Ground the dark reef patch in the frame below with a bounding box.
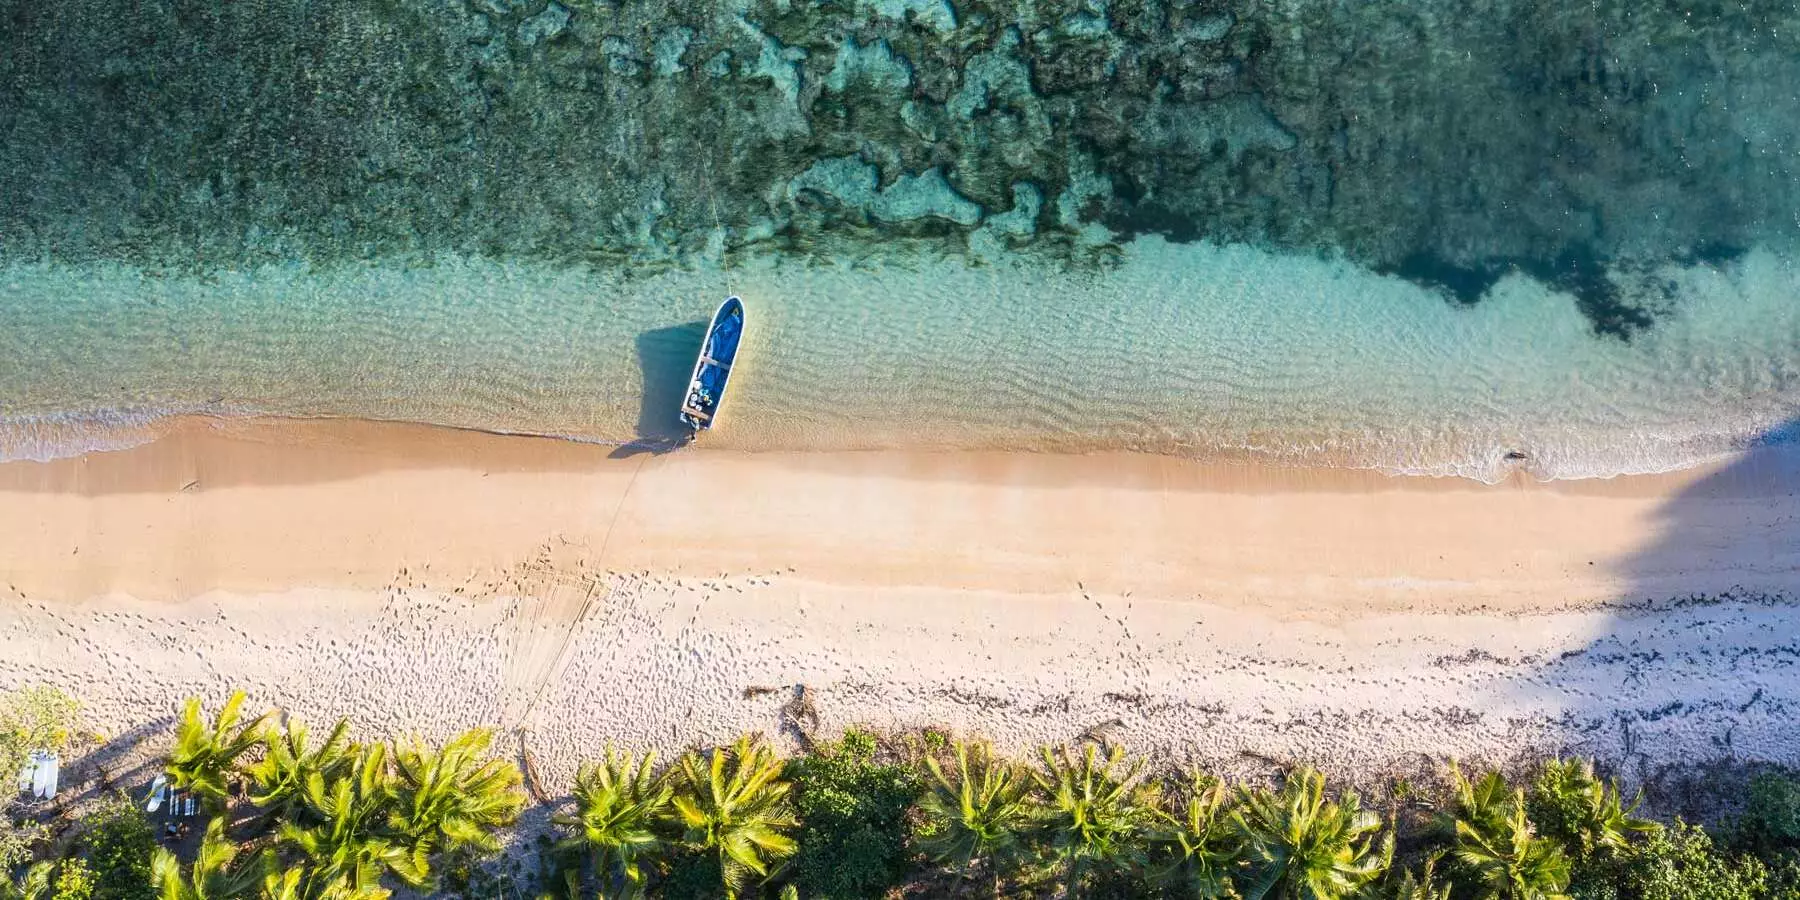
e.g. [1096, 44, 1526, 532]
[1382, 243, 1750, 340]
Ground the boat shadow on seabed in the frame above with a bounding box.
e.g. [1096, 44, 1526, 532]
[609, 320, 707, 459]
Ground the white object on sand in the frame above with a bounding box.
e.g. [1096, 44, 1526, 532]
[146, 775, 168, 812]
[25, 751, 58, 800]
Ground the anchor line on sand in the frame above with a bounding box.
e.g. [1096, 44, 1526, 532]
[506, 451, 652, 737]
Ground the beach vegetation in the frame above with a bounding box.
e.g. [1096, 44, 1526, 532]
[19, 691, 1800, 900]
[388, 729, 524, 857]
[166, 693, 270, 813]
[276, 743, 430, 893]
[0, 862, 54, 900]
[670, 736, 799, 900]
[1615, 820, 1767, 900]
[148, 818, 260, 900]
[0, 687, 82, 790]
[51, 859, 95, 900]
[246, 717, 355, 830]
[1149, 769, 1240, 898]
[917, 740, 1036, 896]
[785, 728, 922, 900]
[1449, 787, 1570, 900]
[0, 820, 50, 873]
[78, 798, 155, 900]
[1735, 770, 1800, 853]
[1382, 854, 1453, 900]
[1032, 743, 1161, 897]
[1526, 758, 1659, 862]
[1232, 767, 1391, 900]
[554, 747, 676, 898]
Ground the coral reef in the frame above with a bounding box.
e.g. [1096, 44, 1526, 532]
[2, 0, 1797, 333]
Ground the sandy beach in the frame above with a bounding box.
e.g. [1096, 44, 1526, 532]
[2, 416, 1798, 787]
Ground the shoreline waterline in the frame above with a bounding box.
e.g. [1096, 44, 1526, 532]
[3, 237, 1797, 482]
[3, 413, 1797, 606]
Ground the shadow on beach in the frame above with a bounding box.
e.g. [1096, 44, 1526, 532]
[1498, 416, 1800, 812]
[607, 321, 706, 459]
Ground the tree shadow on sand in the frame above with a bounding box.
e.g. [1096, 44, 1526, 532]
[1494, 416, 1800, 814]
[608, 321, 706, 459]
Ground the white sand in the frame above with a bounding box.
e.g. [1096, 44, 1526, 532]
[1, 417, 1797, 790]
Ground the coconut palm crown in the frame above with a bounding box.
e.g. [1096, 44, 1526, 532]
[672, 736, 799, 900]
[248, 716, 355, 829]
[167, 691, 271, 811]
[1152, 769, 1242, 899]
[554, 746, 676, 898]
[1451, 789, 1571, 900]
[151, 817, 263, 900]
[918, 740, 1038, 894]
[1526, 759, 1659, 861]
[1033, 743, 1161, 897]
[1233, 767, 1392, 900]
[388, 728, 525, 856]
[278, 743, 429, 894]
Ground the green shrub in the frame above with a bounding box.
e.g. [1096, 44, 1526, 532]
[0, 687, 80, 783]
[78, 797, 155, 900]
[52, 858, 96, 900]
[787, 729, 924, 900]
[0, 817, 48, 871]
[1737, 772, 1800, 853]
[1617, 820, 1766, 900]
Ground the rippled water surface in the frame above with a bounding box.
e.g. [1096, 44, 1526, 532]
[2, 0, 1798, 478]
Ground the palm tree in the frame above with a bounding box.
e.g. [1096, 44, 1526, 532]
[388, 728, 524, 858]
[258, 866, 391, 900]
[1383, 854, 1452, 900]
[152, 818, 263, 900]
[1451, 791, 1570, 900]
[1526, 758, 1658, 861]
[554, 747, 676, 899]
[247, 716, 354, 829]
[1151, 769, 1241, 899]
[1444, 764, 1514, 845]
[168, 691, 271, 811]
[1033, 744, 1159, 898]
[1232, 768, 1391, 900]
[671, 736, 799, 900]
[0, 862, 53, 900]
[918, 740, 1037, 898]
[278, 744, 428, 895]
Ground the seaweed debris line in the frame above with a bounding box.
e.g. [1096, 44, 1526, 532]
[678, 296, 745, 438]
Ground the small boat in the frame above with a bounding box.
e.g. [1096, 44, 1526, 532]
[679, 296, 745, 434]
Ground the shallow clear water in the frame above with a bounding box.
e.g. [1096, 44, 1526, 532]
[3, 240, 1797, 481]
[2, 0, 1798, 479]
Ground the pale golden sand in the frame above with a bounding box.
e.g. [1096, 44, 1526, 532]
[1, 416, 1797, 783]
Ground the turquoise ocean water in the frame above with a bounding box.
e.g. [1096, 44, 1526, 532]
[2, 0, 1798, 481]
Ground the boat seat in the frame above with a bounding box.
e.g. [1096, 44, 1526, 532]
[701, 355, 732, 371]
[682, 404, 713, 422]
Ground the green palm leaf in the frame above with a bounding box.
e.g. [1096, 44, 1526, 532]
[152, 817, 263, 900]
[1447, 767, 1570, 900]
[1233, 768, 1391, 900]
[673, 736, 800, 900]
[248, 716, 353, 831]
[1032, 744, 1160, 897]
[0, 862, 54, 900]
[917, 740, 1037, 896]
[1526, 758, 1659, 862]
[1150, 768, 1241, 898]
[388, 728, 525, 858]
[167, 691, 272, 813]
